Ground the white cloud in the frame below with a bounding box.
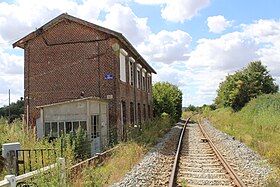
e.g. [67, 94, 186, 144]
[137, 30, 192, 63]
[152, 62, 189, 87]
[207, 15, 233, 33]
[0, 50, 23, 75]
[0, 0, 131, 106]
[183, 19, 280, 106]
[0, 47, 24, 106]
[133, 0, 165, 5]
[243, 19, 280, 77]
[161, 0, 210, 23]
[187, 32, 259, 71]
[100, 4, 151, 45]
[134, 0, 210, 23]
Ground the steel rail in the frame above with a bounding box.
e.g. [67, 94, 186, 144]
[169, 117, 191, 187]
[198, 120, 246, 187]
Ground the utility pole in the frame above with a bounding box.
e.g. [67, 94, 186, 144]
[8, 89, 10, 124]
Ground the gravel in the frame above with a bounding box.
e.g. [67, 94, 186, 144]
[203, 119, 273, 186]
[110, 125, 182, 187]
[110, 120, 273, 186]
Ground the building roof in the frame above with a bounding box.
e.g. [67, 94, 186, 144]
[13, 13, 156, 74]
[36, 96, 108, 109]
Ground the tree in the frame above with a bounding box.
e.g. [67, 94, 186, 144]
[215, 61, 279, 111]
[153, 82, 182, 121]
[0, 98, 24, 122]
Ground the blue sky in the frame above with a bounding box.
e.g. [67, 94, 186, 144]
[0, 0, 280, 107]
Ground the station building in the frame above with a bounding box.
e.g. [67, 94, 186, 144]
[13, 13, 156, 154]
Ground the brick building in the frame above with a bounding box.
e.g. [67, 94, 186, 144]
[13, 13, 156, 144]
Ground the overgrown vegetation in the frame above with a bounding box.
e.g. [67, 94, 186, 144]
[0, 115, 174, 186]
[73, 115, 173, 186]
[153, 82, 183, 122]
[204, 93, 280, 184]
[215, 61, 278, 111]
[0, 118, 76, 185]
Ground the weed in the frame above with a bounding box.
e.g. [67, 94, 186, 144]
[180, 179, 188, 187]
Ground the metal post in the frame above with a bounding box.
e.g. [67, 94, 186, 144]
[8, 89, 10, 124]
[58, 157, 66, 186]
[14, 151, 19, 176]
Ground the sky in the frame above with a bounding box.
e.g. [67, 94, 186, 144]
[0, 0, 280, 107]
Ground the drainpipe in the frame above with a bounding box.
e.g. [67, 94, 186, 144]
[26, 43, 30, 133]
[97, 37, 101, 98]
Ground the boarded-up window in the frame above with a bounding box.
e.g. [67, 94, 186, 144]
[120, 49, 128, 82]
[129, 57, 135, 86]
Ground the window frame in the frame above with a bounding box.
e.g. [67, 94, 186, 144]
[119, 49, 128, 82]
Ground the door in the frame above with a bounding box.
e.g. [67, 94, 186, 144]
[91, 115, 101, 155]
[121, 101, 126, 141]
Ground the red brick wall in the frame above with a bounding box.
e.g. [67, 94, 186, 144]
[23, 18, 153, 142]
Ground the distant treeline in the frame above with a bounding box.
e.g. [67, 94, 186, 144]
[0, 99, 24, 122]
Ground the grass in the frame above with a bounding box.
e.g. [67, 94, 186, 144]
[204, 93, 280, 184]
[0, 118, 75, 185]
[1, 115, 174, 186]
[72, 142, 146, 187]
[73, 116, 173, 186]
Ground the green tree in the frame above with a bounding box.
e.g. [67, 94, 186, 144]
[0, 98, 24, 122]
[215, 61, 279, 111]
[152, 82, 182, 121]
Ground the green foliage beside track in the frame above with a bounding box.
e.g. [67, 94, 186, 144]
[215, 61, 278, 111]
[153, 82, 183, 122]
[205, 93, 280, 184]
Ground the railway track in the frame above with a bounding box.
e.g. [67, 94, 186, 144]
[169, 119, 246, 187]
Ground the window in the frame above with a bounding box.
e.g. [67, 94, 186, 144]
[148, 105, 151, 118]
[130, 102, 134, 124]
[129, 57, 135, 86]
[80, 121, 87, 131]
[51, 122, 58, 137]
[66, 122, 72, 133]
[142, 69, 147, 91]
[143, 104, 146, 121]
[91, 115, 100, 139]
[45, 120, 87, 138]
[147, 73, 151, 92]
[73, 121, 79, 133]
[120, 49, 128, 82]
[138, 103, 141, 124]
[45, 122, 50, 137]
[136, 64, 142, 89]
[137, 69, 141, 88]
[121, 101, 127, 125]
[59, 122, 65, 137]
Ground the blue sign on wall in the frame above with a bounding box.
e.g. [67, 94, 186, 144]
[104, 74, 113, 80]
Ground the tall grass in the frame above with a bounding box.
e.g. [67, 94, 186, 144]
[204, 93, 280, 184]
[1, 115, 174, 186]
[0, 118, 75, 186]
[73, 116, 173, 186]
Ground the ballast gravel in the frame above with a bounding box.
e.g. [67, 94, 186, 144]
[110, 120, 273, 186]
[110, 125, 182, 187]
[202, 119, 273, 186]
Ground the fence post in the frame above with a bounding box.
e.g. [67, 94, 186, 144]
[4, 175, 16, 187]
[58, 157, 66, 186]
